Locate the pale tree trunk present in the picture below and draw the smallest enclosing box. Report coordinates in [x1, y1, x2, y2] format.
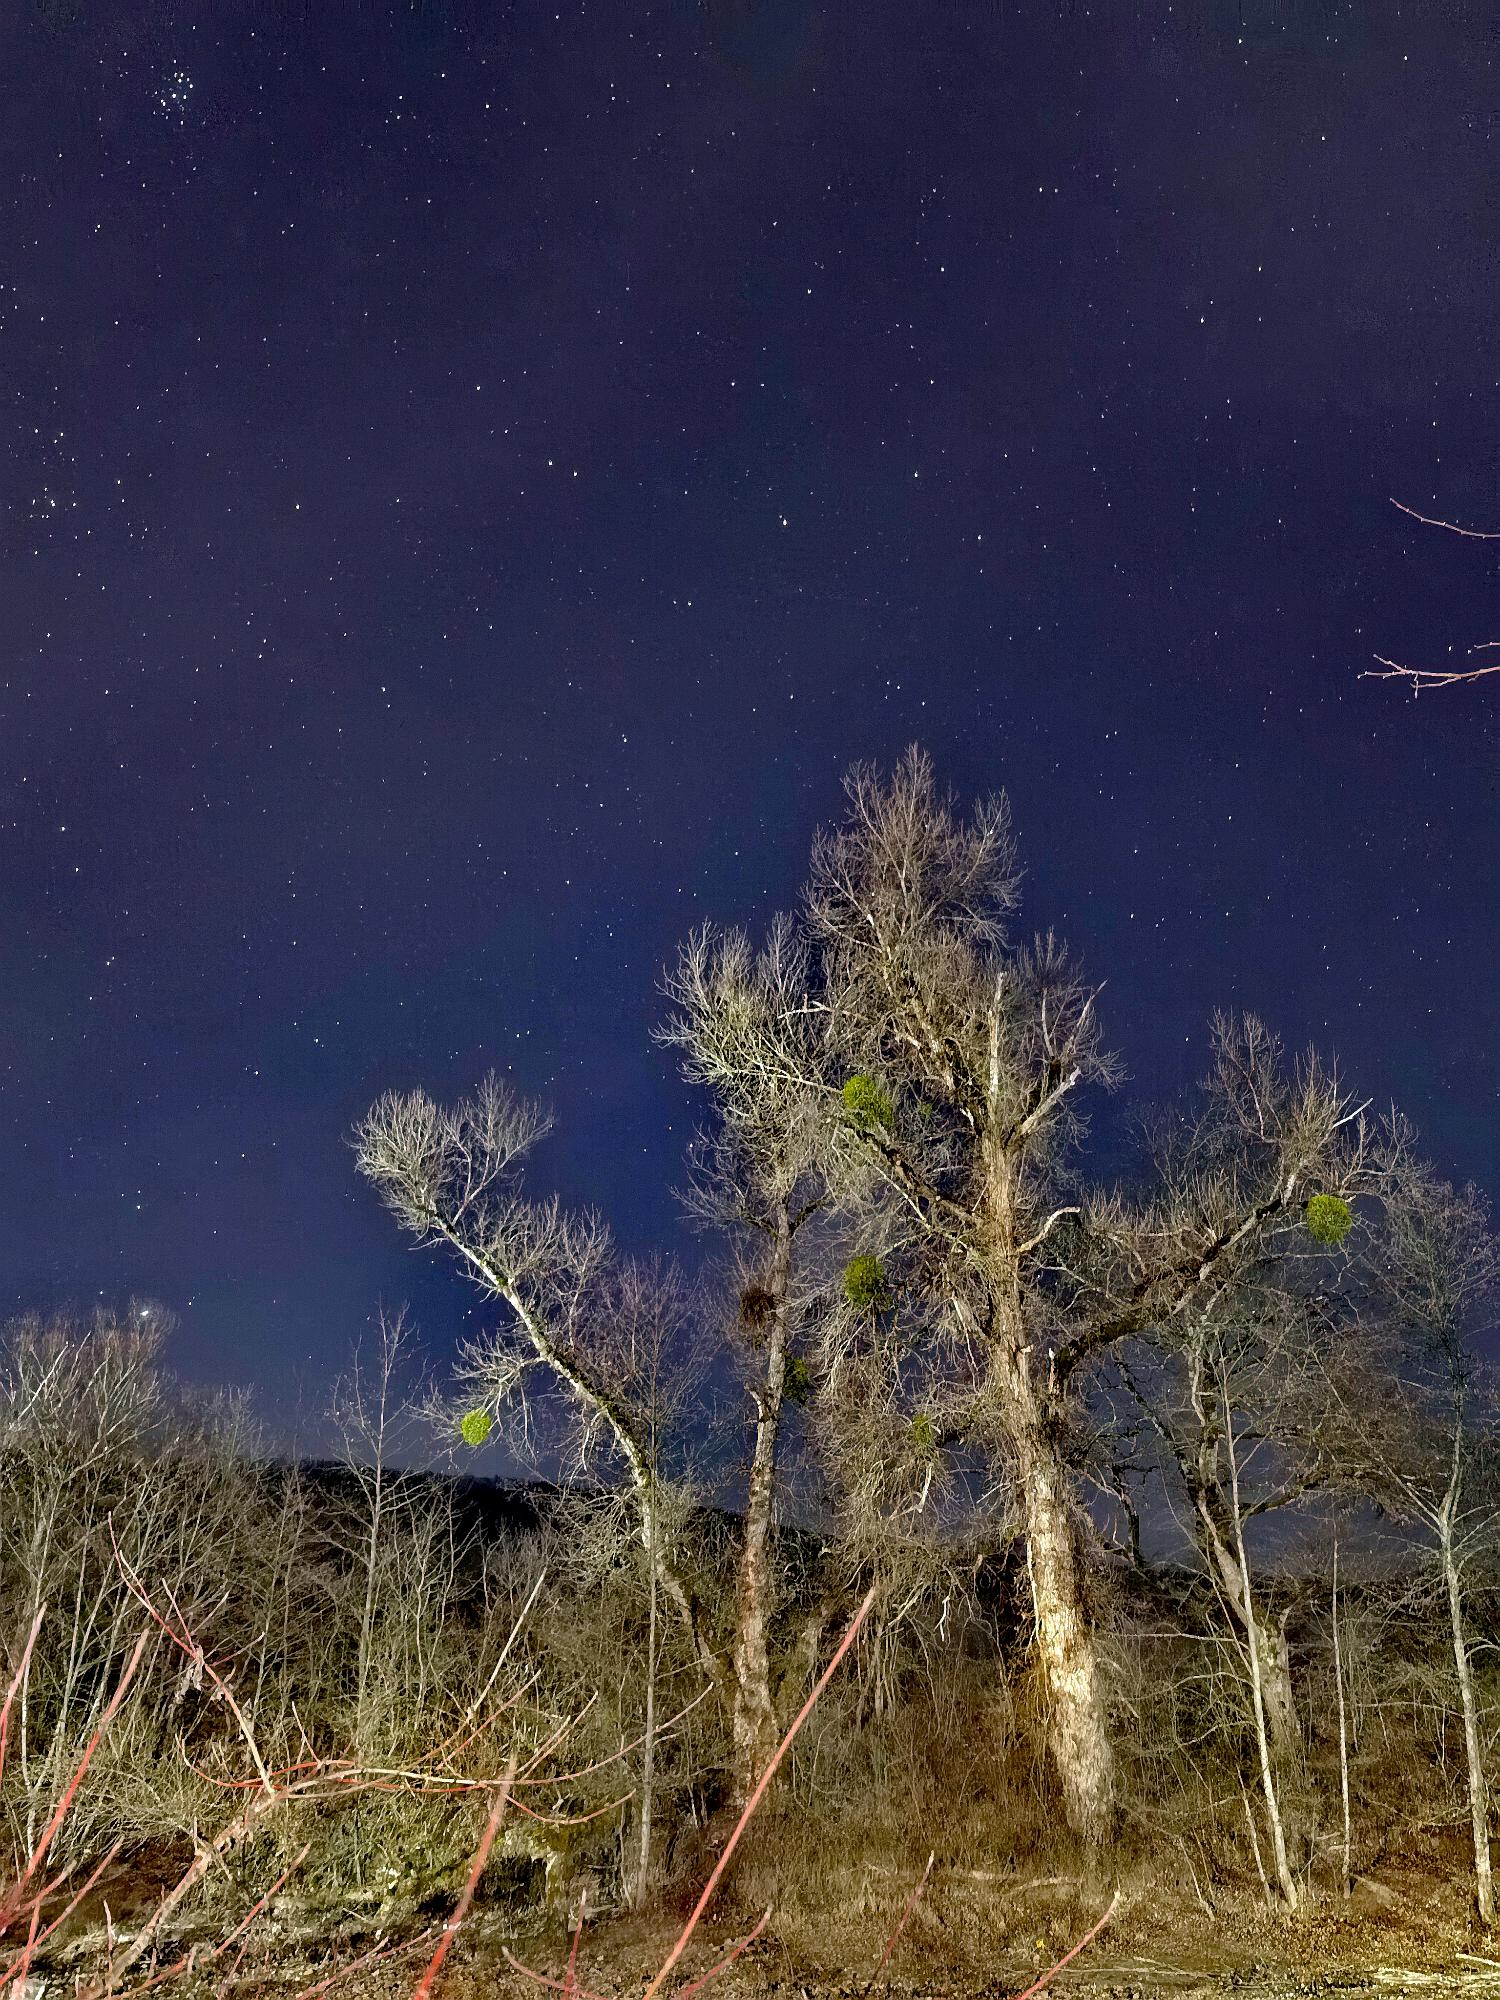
[1187, 1348, 1300, 1767]
[1195, 1489, 1300, 1766]
[984, 1139, 1114, 1844]
[731, 1204, 793, 1804]
[631, 1509, 659, 1909]
[1439, 1472, 1494, 1924]
[1222, 1378, 1297, 1908]
[1013, 1407, 1116, 1843]
[1254, 1615, 1298, 1768]
[1332, 1537, 1353, 1898]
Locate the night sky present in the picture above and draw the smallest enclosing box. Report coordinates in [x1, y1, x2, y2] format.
[4, 0, 1496, 1431]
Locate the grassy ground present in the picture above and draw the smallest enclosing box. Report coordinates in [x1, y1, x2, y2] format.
[447, 1868, 1493, 1999]
[43, 1846, 1498, 2000]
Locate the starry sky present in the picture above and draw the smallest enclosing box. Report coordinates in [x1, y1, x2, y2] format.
[3, 0, 1496, 1429]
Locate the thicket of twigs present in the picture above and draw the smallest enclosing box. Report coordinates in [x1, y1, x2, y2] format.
[0, 1298, 1496, 1999]
[7, 758, 1499, 1992]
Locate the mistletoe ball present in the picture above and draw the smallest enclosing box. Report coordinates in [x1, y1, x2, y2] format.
[844, 1253, 892, 1313]
[842, 1074, 894, 1132]
[458, 1408, 494, 1448]
[1304, 1193, 1354, 1245]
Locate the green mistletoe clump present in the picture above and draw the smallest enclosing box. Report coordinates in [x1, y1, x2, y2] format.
[458, 1408, 494, 1448]
[844, 1253, 892, 1314]
[842, 1074, 894, 1132]
[910, 1410, 938, 1457]
[783, 1355, 813, 1408]
[1305, 1193, 1354, 1246]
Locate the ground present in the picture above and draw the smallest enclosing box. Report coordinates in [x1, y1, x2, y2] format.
[40, 1852, 1500, 1998]
[440, 1873, 1498, 1999]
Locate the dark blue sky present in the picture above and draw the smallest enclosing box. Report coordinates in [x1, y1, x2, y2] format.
[3, 0, 1495, 1426]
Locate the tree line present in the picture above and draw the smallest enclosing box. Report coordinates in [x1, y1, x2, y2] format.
[3, 749, 1497, 1944]
[357, 749, 1500, 1915]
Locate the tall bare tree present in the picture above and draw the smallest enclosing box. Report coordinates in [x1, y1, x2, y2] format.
[328, 1306, 424, 1761]
[1117, 1293, 1312, 1772]
[354, 1082, 722, 1692]
[793, 752, 1380, 1841]
[1347, 1170, 1500, 1923]
[358, 753, 1388, 1849]
[660, 914, 831, 1801]
[1109, 1086, 1406, 1780]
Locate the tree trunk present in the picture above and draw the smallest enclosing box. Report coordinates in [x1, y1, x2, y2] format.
[631, 1510, 659, 1909]
[1332, 1537, 1353, 1898]
[1441, 1487, 1494, 1924]
[1010, 1389, 1115, 1843]
[1256, 1615, 1299, 1766]
[1223, 1379, 1297, 1909]
[731, 1204, 792, 1804]
[1187, 1348, 1301, 1767]
[1195, 1490, 1300, 1765]
[982, 1137, 1114, 1844]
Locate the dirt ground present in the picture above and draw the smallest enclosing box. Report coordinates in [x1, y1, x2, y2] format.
[182, 1866, 1500, 2000]
[39, 1855, 1500, 2000]
[437, 1874, 1499, 2000]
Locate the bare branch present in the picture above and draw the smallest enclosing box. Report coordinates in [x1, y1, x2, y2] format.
[1390, 496, 1500, 540]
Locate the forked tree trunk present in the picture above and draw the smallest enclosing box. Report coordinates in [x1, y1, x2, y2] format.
[731, 1205, 793, 1804]
[1187, 1347, 1301, 1767]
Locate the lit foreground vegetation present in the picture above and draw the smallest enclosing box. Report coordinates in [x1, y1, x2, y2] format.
[5, 754, 1500, 1993]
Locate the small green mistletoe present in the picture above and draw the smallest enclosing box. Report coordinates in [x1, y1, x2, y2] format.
[458, 1409, 494, 1448]
[842, 1074, 894, 1133]
[844, 1253, 892, 1314]
[1305, 1193, 1354, 1245]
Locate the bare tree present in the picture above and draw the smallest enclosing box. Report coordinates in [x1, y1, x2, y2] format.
[1216, 1356, 1298, 1907]
[659, 915, 831, 1803]
[0, 1307, 263, 1854]
[328, 1306, 425, 1761]
[590, 1257, 703, 1907]
[1345, 1170, 1500, 1923]
[792, 752, 1380, 1841]
[354, 1083, 722, 1693]
[1109, 1099, 1407, 1789]
[1117, 1297, 1310, 1773]
[357, 754, 1393, 1855]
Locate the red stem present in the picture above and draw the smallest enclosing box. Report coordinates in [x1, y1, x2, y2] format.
[639, 1586, 877, 2000]
[410, 1762, 515, 2000]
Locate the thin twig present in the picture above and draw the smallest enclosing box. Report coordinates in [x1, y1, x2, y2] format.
[861, 1852, 935, 1996]
[1390, 497, 1500, 540]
